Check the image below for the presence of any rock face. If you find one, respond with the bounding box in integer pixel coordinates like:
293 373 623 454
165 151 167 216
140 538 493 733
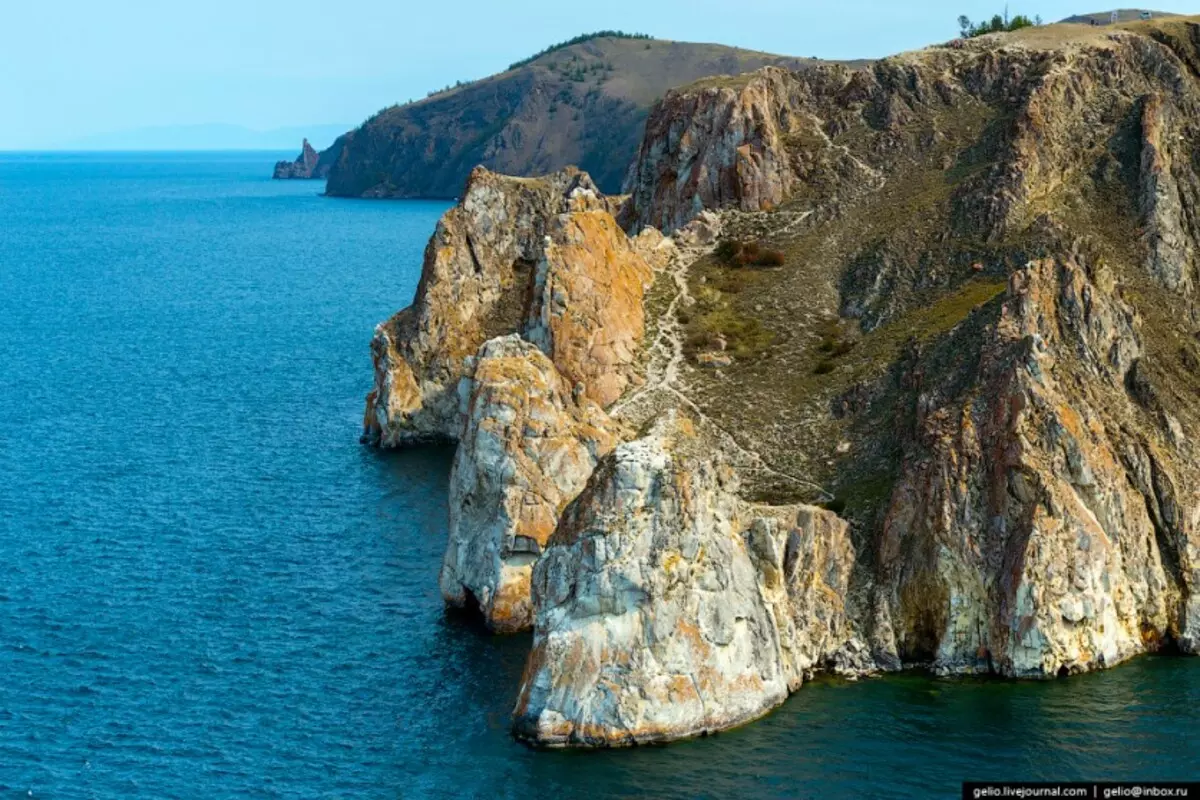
363 166 653 447
441 336 620 632
512 412 867 747
619 20 1200 680
626 66 883 233
526 209 654 407
874 255 1198 676
365 166 659 634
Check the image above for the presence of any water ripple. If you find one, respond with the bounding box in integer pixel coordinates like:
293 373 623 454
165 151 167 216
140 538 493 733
1 152 1197 799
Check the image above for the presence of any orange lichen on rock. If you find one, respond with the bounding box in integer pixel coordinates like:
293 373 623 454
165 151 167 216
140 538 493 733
441 336 622 633
528 205 655 408
364 166 654 446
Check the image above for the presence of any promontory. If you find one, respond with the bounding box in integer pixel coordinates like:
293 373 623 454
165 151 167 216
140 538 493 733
363 15 1200 747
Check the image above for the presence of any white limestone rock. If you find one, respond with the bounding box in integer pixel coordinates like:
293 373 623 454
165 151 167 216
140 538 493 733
441 336 619 632
512 411 870 747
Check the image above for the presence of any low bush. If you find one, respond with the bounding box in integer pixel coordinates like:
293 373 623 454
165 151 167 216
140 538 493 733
714 239 787 268
829 339 856 357
822 496 848 514
754 249 786 267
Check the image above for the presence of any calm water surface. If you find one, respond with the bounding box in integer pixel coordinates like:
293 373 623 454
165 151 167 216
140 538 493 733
1 152 1197 799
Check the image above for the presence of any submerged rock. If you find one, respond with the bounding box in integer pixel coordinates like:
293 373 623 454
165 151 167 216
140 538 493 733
512 412 869 747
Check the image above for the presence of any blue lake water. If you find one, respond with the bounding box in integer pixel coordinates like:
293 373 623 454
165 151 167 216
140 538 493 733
1 152 1198 799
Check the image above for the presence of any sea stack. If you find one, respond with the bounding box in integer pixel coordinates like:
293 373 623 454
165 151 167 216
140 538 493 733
273 138 321 179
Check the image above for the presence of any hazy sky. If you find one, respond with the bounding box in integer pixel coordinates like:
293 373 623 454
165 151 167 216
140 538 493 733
3 0 1195 149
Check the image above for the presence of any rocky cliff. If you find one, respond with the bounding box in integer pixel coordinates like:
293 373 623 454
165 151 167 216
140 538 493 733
363 165 672 633
324 35 847 198
513 411 868 747
362 165 652 448
364 14 1200 749
441 335 620 632
622 15 1200 676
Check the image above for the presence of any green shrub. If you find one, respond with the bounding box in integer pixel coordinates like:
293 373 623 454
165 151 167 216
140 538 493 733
714 239 742 262
822 496 848 514
957 11 1040 38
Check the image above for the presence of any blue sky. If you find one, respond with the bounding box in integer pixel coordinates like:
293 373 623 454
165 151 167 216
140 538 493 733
3 0 1194 149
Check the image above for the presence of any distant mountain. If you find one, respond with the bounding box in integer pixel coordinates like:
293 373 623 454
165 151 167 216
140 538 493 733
323 33 866 198
1060 9 1175 24
56 124 352 152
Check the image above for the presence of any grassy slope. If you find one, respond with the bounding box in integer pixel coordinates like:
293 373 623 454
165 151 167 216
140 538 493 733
668 14 1200 529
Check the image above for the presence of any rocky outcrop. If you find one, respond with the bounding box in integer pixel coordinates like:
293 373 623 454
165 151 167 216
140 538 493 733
363 16 1200 754
512 412 869 747
365 166 661 634
273 138 321 179
362 166 653 446
626 66 884 233
526 209 655 407
441 336 621 632
273 134 350 180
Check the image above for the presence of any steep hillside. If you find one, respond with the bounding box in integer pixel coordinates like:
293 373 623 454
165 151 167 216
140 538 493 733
363 14 1200 748
324 35 853 198
625 13 1200 672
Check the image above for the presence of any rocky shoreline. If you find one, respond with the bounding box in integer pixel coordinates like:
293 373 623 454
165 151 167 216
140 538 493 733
363 17 1200 747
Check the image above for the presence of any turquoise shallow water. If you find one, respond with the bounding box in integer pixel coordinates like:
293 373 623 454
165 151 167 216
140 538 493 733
1 152 1198 799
